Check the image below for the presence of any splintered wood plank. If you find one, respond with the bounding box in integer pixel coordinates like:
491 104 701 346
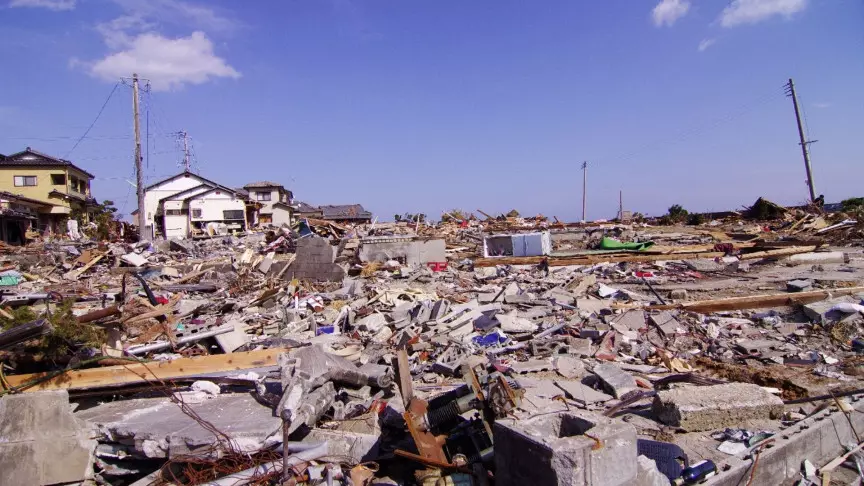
4 348 286 392
649 286 864 313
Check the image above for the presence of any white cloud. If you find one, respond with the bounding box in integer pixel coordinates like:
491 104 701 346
110 0 239 33
720 0 808 27
9 0 75 11
85 31 240 91
652 0 691 27
698 38 717 51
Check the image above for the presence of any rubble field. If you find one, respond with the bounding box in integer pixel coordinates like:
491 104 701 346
1 202 864 486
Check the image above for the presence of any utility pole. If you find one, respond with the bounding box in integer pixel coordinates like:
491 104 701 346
581 161 588 222
132 73 147 240
785 78 817 202
619 190 623 221
179 130 190 171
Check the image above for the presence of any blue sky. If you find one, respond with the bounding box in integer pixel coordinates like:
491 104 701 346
1 0 862 221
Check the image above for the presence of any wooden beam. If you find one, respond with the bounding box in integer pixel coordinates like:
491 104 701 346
649 286 864 313
4 348 286 392
473 251 725 268
739 246 818 260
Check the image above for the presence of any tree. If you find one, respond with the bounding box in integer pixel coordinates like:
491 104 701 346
666 204 689 223
88 200 119 240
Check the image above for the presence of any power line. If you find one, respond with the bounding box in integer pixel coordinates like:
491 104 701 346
64 82 120 159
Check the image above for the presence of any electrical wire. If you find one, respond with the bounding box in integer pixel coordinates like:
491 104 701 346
63 82 120 159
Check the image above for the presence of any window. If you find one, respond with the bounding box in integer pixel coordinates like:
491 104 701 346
256 191 271 201
51 174 66 185
13 176 37 187
192 209 202 218
223 210 244 220
78 180 87 193
165 209 188 216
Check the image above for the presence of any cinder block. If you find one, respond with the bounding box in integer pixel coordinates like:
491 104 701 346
494 411 637 486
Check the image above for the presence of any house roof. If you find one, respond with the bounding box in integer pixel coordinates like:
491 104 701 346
0 191 53 207
243 181 285 189
144 171 227 192
320 204 372 220
49 189 97 204
180 186 240 203
294 201 320 213
158 183 215 204
0 147 95 178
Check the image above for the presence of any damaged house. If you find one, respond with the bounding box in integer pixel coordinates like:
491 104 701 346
243 181 294 227
139 171 253 239
0 147 98 233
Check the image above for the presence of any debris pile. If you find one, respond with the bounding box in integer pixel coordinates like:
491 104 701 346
1 200 864 485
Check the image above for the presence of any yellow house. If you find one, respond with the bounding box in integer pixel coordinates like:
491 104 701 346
0 147 97 233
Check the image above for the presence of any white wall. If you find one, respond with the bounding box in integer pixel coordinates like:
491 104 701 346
272 206 292 226
142 174 208 235
189 191 246 223
164 214 188 239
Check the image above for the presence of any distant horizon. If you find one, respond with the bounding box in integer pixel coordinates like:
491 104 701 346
2 0 862 222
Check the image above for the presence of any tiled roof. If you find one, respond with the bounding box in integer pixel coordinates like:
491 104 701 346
294 201 319 213
243 181 283 189
320 204 372 220
0 147 95 178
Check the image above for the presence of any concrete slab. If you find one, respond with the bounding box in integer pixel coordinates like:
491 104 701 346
555 380 613 405
592 363 638 399
652 383 783 432
0 390 96 485
76 393 281 459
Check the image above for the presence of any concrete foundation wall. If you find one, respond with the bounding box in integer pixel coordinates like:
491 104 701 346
359 238 446 266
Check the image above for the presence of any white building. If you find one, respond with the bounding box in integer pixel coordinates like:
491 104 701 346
137 171 251 239
242 181 294 227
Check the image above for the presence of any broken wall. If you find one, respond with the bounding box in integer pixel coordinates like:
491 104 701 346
286 236 345 282
358 237 446 266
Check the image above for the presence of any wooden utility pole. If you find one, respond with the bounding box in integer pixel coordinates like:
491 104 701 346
785 78 816 202
132 73 146 240
581 161 588 222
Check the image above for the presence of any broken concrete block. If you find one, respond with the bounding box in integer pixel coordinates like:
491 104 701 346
356 313 388 333
496 311 539 333
611 310 647 332
120 252 148 267
303 428 381 465
652 383 784 432
169 239 194 254
803 298 855 324
504 293 534 305
510 359 553 374
494 411 637 486
668 289 687 300
555 380 613 405
592 363 638 399
214 321 249 353
554 356 586 379
568 337 595 357
684 259 726 272
0 390 96 485
649 312 681 336
786 279 813 292
634 455 672 486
